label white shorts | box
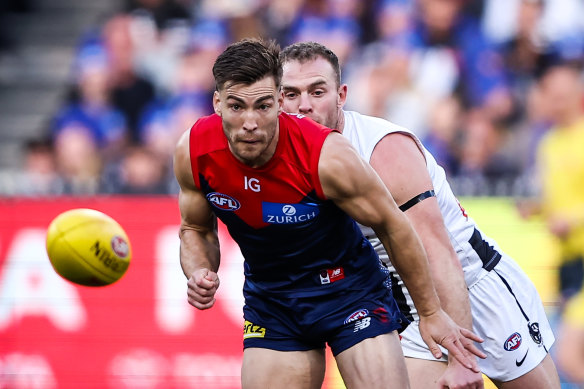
[399,255,555,382]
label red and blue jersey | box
[189,112,387,298]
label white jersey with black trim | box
[342,110,556,379]
[342,110,502,291]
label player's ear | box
[337,84,348,109]
[277,89,284,114]
[213,91,221,116]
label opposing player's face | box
[282,57,346,130]
[214,76,283,168]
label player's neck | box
[336,109,345,133]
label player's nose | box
[298,93,312,114]
[242,110,258,131]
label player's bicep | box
[319,133,401,230]
[370,133,433,207]
[173,130,216,233]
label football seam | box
[47,218,125,253]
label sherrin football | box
[46,208,132,286]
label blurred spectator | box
[53,123,102,195]
[124,0,191,33]
[522,64,584,303]
[53,43,129,159]
[101,146,169,194]
[287,0,362,65]
[140,92,211,162]
[406,0,512,121]
[422,95,463,176]
[555,287,584,386]
[457,110,520,190]
[103,14,156,143]
[259,0,310,45]
[18,139,63,195]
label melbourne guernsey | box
[188,112,387,299]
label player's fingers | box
[460,327,484,343]
[460,336,487,359]
[190,273,217,291]
[187,286,216,303]
[445,339,479,372]
[187,283,217,301]
[189,296,216,310]
[422,335,442,359]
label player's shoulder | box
[282,111,331,132]
[280,112,334,146]
[189,113,227,156]
[190,113,222,135]
[344,110,410,135]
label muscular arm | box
[319,132,441,317]
[370,133,472,334]
[319,132,484,370]
[370,134,482,386]
[173,130,221,309]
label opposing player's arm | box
[371,134,473,333]
[173,130,220,280]
[371,133,481,383]
[319,132,484,369]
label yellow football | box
[46,208,132,286]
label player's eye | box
[284,92,297,99]
[230,104,241,111]
[258,103,271,111]
[312,90,325,97]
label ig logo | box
[244,176,260,192]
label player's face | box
[282,57,346,130]
[214,76,283,168]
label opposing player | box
[174,38,485,389]
[280,41,560,389]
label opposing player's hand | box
[187,268,220,310]
[437,355,484,389]
[419,309,486,373]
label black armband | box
[398,190,436,212]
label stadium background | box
[1,0,583,387]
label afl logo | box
[207,192,240,211]
[111,236,129,258]
[344,309,369,324]
[504,332,522,351]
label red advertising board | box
[0,198,247,387]
[0,197,342,388]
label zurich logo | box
[504,332,522,351]
[207,192,240,211]
[282,205,296,216]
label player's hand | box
[437,355,484,389]
[187,268,220,310]
[419,309,486,373]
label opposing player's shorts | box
[242,280,408,356]
[400,255,555,382]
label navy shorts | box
[242,283,408,356]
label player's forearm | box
[179,227,220,278]
[376,221,441,316]
[429,249,473,331]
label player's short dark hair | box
[280,42,341,87]
[212,38,282,91]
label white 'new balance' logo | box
[353,317,371,332]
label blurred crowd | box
[2,0,584,197]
